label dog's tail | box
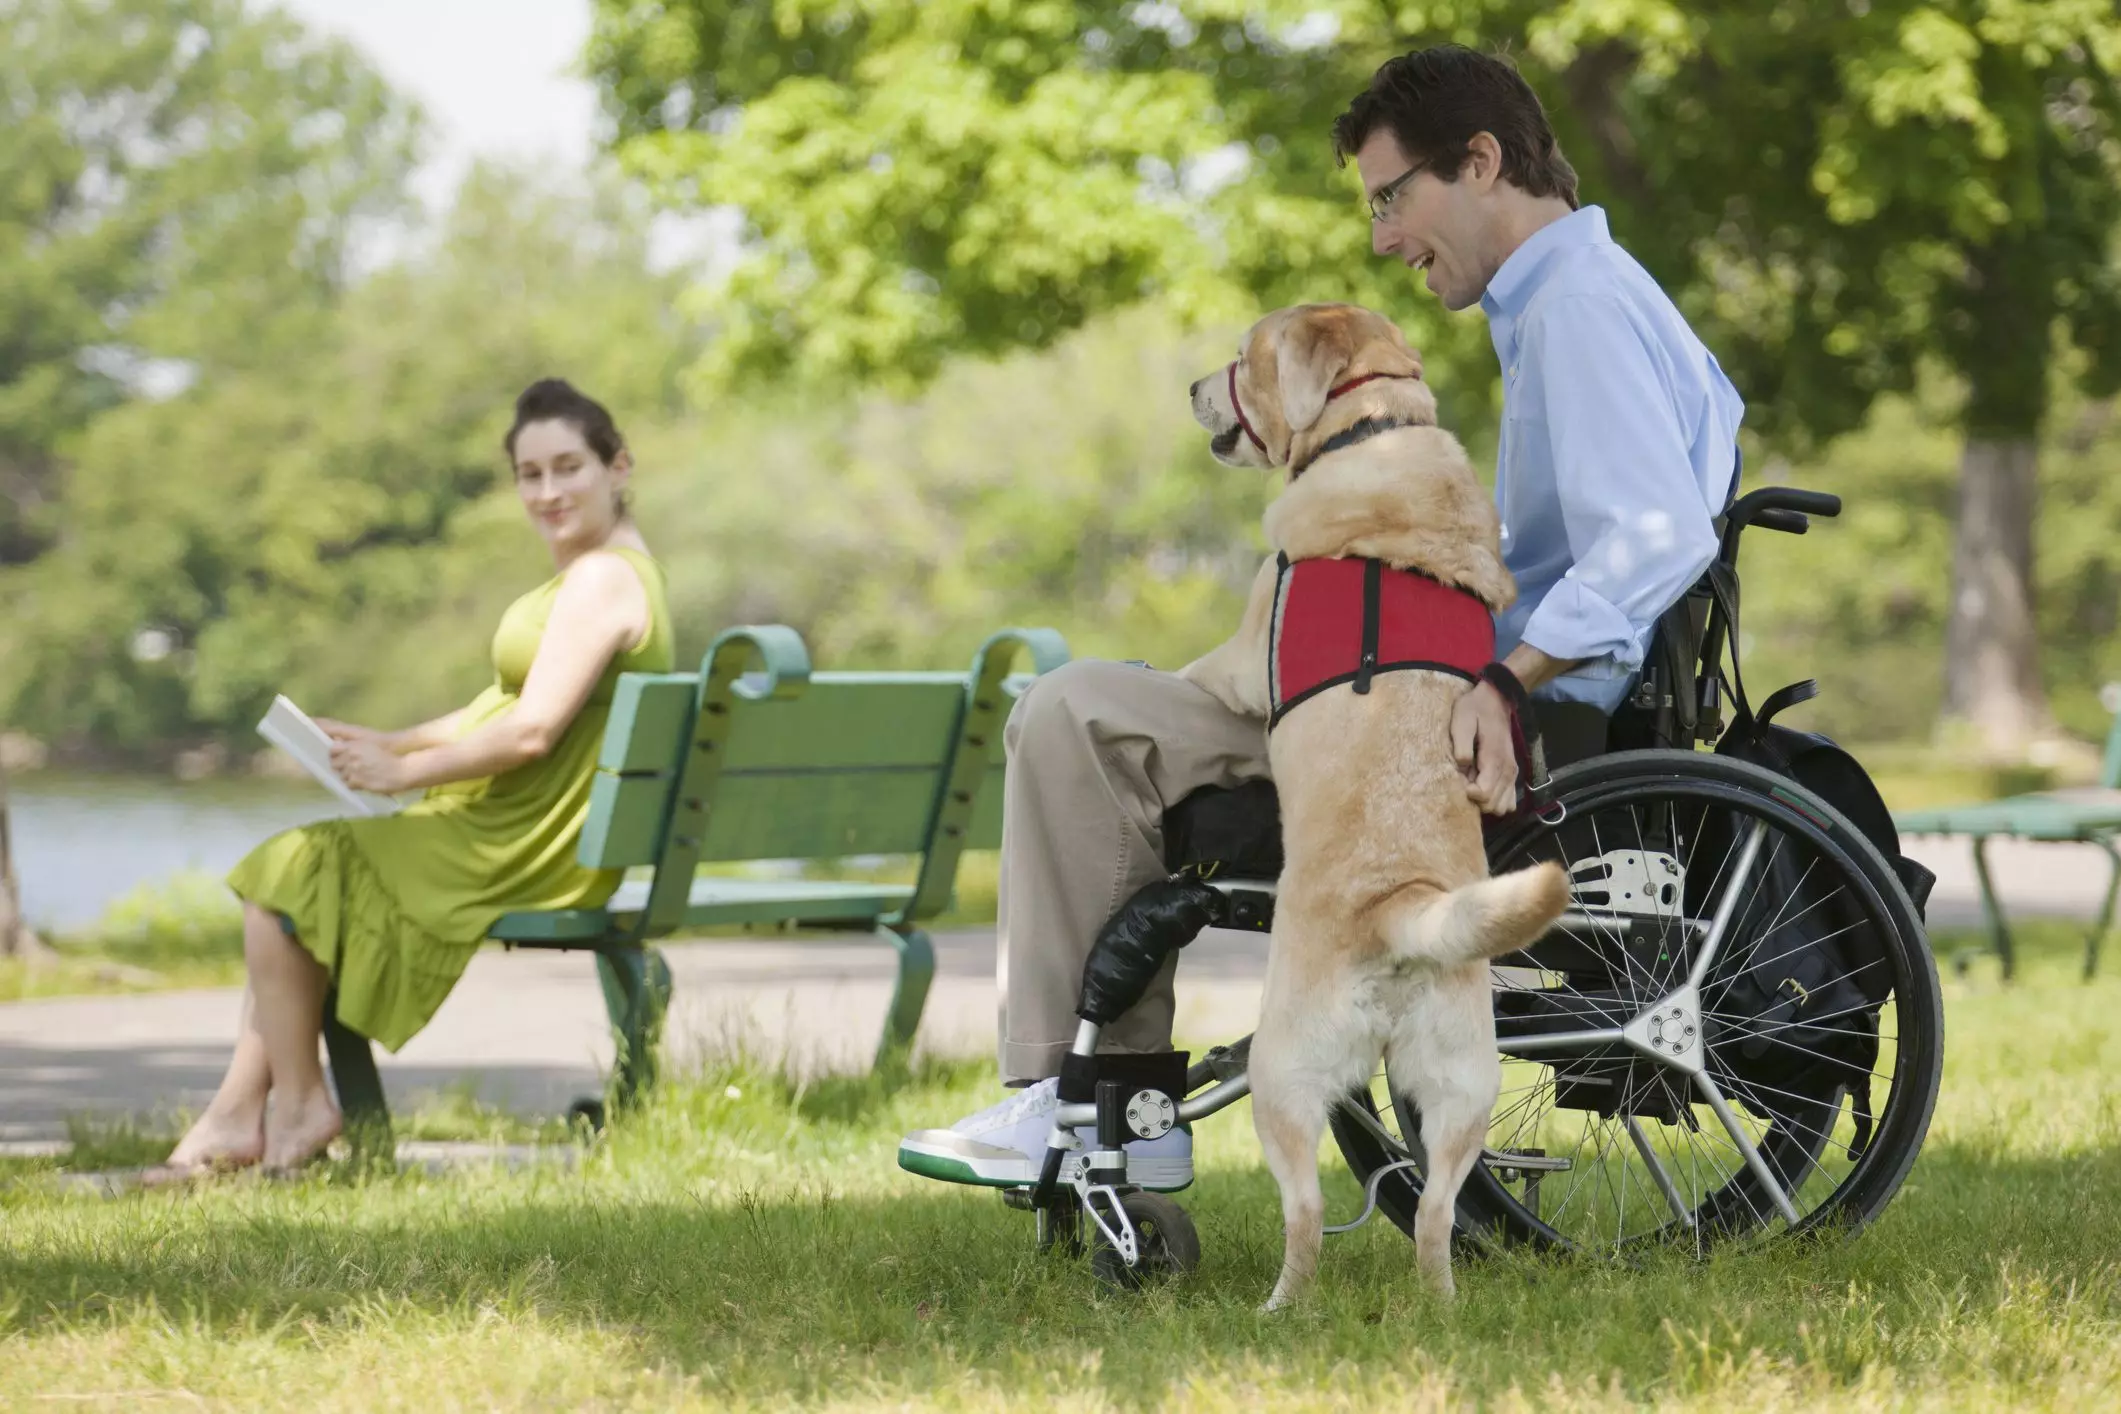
[1383,862,1571,969]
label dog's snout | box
[1189,376,1203,399]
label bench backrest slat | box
[574,627,1067,937]
[698,677,969,861]
[2103,706,2121,791]
[579,674,701,869]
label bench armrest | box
[972,627,1070,687]
[702,624,812,701]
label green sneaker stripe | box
[896,1146,1028,1188]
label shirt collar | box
[1480,204,1611,322]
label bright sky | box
[275,0,600,209]
[272,0,734,270]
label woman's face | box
[512,418,629,553]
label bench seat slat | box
[489,878,917,943]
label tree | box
[586,2,1502,426]
[1526,3,2121,753]
[0,168,699,756]
[0,769,51,960]
[590,1,2121,752]
[0,0,417,565]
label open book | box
[256,695,402,816]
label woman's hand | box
[316,717,389,748]
[330,737,411,794]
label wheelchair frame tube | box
[1055,1070,1251,1131]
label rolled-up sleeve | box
[1517,295,1720,670]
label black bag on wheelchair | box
[1694,565,1935,1161]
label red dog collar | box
[1224,365,1420,460]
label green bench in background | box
[1893,703,2121,980]
[322,624,1070,1148]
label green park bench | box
[321,623,1070,1148]
[1892,702,2121,980]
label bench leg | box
[876,925,935,1070]
[321,990,392,1165]
[2086,837,2120,982]
[597,948,672,1109]
[1970,836,2016,981]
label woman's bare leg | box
[153,986,270,1176]
[241,902,343,1170]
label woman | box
[148,379,674,1181]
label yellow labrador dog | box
[1180,303,1570,1310]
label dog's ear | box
[1351,320,1424,386]
[1275,308,1358,434]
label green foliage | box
[586,0,2121,751]
[591,1,2121,446]
[0,0,417,563]
[1534,0,2121,445]
[1745,374,2121,744]
[0,169,699,753]
[74,868,242,963]
[6,0,2120,764]
[587,0,1504,420]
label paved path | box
[0,834,2107,1142]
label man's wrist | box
[1478,662,1531,718]
[1502,644,1579,694]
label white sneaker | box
[897,1077,1194,1191]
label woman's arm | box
[316,709,469,755]
[330,554,651,794]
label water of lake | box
[8,775,341,932]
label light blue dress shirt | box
[1481,206,1744,712]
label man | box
[898,45,1743,1191]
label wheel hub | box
[1623,982,1704,1075]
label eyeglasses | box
[1368,161,1428,223]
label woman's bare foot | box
[143,1110,266,1188]
[262,1087,344,1174]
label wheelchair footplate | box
[999,1035,1226,1289]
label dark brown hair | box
[504,378,626,464]
[1331,46,1579,209]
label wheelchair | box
[1008,487,1947,1287]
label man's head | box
[1332,46,1579,311]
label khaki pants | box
[996,659,1271,1083]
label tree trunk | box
[1939,226,2058,757]
[0,768,54,962]
[1941,437,2051,753]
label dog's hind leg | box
[1250,1032,1335,1313]
[1411,1096,1488,1299]
[1390,999,1502,1300]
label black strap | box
[1478,661,1531,718]
[1756,679,1820,729]
[1354,558,1382,694]
[1703,560,1748,726]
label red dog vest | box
[1268,554,1496,729]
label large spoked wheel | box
[1330,750,1944,1259]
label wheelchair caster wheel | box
[567,1098,607,1136]
[1090,1192,1201,1291]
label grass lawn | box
[2,923,2118,1411]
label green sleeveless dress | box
[228,546,674,1051]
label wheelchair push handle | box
[1721,487,1840,562]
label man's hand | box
[1451,680,1519,816]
